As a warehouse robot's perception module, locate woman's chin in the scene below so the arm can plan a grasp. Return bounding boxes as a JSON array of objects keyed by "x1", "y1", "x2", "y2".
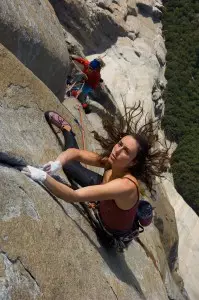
[
  {"x1": 108, "y1": 157, "x2": 112, "y2": 163},
  {"x1": 108, "y1": 156, "x2": 114, "y2": 164}
]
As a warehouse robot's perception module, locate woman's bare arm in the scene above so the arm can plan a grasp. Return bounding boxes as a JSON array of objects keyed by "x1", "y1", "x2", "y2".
[
  {"x1": 44, "y1": 175, "x2": 137, "y2": 207},
  {"x1": 56, "y1": 148, "x2": 109, "y2": 168}
]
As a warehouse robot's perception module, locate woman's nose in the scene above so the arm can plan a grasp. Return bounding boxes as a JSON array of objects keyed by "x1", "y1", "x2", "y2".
[{"x1": 115, "y1": 146, "x2": 122, "y2": 155}]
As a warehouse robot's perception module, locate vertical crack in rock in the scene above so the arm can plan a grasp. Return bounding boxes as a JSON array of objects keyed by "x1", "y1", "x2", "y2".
[
  {"x1": 0, "y1": 251, "x2": 40, "y2": 300},
  {"x1": 18, "y1": 186, "x2": 40, "y2": 221},
  {"x1": 137, "y1": 238, "x2": 162, "y2": 279},
  {"x1": 105, "y1": 278, "x2": 119, "y2": 300},
  {"x1": 17, "y1": 257, "x2": 40, "y2": 288}
]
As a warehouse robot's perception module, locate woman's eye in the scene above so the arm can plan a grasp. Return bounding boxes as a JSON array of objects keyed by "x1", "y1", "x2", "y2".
[{"x1": 118, "y1": 141, "x2": 123, "y2": 147}]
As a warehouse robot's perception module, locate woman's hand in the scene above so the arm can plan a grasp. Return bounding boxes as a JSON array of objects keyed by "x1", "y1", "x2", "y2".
[
  {"x1": 43, "y1": 161, "x2": 62, "y2": 175},
  {"x1": 22, "y1": 166, "x2": 47, "y2": 182},
  {"x1": 42, "y1": 149, "x2": 107, "y2": 176}
]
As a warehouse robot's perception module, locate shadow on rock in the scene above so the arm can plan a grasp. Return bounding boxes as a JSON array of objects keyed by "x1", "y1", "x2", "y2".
[
  {"x1": 88, "y1": 104, "x2": 110, "y2": 123},
  {"x1": 100, "y1": 247, "x2": 147, "y2": 300},
  {"x1": 88, "y1": 97, "x2": 122, "y2": 125},
  {"x1": 64, "y1": 201, "x2": 146, "y2": 300},
  {"x1": 90, "y1": 86, "x2": 119, "y2": 116},
  {"x1": 42, "y1": 186, "x2": 146, "y2": 300},
  {"x1": 49, "y1": 0, "x2": 127, "y2": 55},
  {"x1": 0, "y1": 152, "x2": 146, "y2": 299},
  {"x1": 137, "y1": 4, "x2": 161, "y2": 24},
  {"x1": 67, "y1": 203, "x2": 146, "y2": 299}
]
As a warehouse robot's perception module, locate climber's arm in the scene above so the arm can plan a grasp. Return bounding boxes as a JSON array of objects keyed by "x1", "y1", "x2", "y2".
[
  {"x1": 42, "y1": 149, "x2": 110, "y2": 174},
  {"x1": 71, "y1": 55, "x2": 89, "y2": 67},
  {"x1": 22, "y1": 166, "x2": 136, "y2": 207},
  {"x1": 44, "y1": 175, "x2": 136, "y2": 205},
  {"x1": 57, "y1": 148, "x2": 109, "y2": 168}
]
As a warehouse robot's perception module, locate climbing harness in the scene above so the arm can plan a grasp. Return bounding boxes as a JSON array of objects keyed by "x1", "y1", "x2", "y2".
[
  {"x1": 80, "y1": 201, "x2": 147, "y2": 252},
  {"x1": 65, "y1": 60, "x2": 92, "y2": 113},
  {"x1": 65, "y1": 59, "x2": 86, "y2": 99},
  {"x1": 77, "y1": 197, "x2": 153, "y2": 253}
]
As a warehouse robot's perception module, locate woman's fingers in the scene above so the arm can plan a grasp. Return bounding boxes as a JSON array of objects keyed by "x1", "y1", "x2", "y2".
[
  {"x1": 21, "y1": 166, "x2": 30, "y2": 174},
  {"x1": 43, "y1": 162, "x2": 51, "y2": 169},
  {"x1": 43, "y1": 163, "x2": 51, "y2": 172},
  {"x1": 43, "y1": 162, "x2": 54, "y2": 174},
  {"x1": 21, "y1": 170, "x2": 31, "y2": 177},
  {"x1": 43, "y1": 161, "x2": 62, "y2": 174},
  {"x1": 21, "y1": 166, "x2": 47, "y2": 182}
]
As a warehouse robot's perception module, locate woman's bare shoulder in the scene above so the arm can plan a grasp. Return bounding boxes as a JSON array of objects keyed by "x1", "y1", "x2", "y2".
[
  {"x1": 114, "y1": 175, "x2": 139, "y2": 210},
  {"x1": 122, "y1": 174, "x2": 139, "y2": 189}
]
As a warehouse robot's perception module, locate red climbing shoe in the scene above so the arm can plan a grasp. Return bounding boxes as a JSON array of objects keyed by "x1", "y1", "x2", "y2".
[{"x1": 45, "y1": 111, "x2": 72, "y2": 131}]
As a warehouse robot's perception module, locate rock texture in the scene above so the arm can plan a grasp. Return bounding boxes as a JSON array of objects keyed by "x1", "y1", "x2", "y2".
[
  {"x1": 0, "y1": 0, "x2": 70, "y2": 99},
  {"x1": 91, "y1": 11, "x2": 166, "y2": 118},
  {"x1": 162, "y1": 175, "x2": 199, "y2": 300},
  {"x1": 50, "y1": 1, "x2": 198, "y2": 299},
  {"x1": 0, "y1": 0, "x2": 197, "y2": 299},
  {"x1": 50, "y1": 0, "x2": 127, "y2": 53},
  {"x1": 0, "y1": 41, "x2": 185, "y2": 299},
  {"x1": 51, "y1": 0, "x2": 166, "y2": 118},
  {"x1": 153, "y1": 178, "x2": 179, "y2": 271}
]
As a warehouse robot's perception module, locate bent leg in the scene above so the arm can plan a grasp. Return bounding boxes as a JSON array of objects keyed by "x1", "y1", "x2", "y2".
[
  {"x1": 62, "y1": 129, "x2": 102, "y2": 186},
  {"x1": 63, "y1": 129, "x2": 79, "y2": 150},
  {"x1": 63, "y1": 161, "x2": 102, "y2": 187}
]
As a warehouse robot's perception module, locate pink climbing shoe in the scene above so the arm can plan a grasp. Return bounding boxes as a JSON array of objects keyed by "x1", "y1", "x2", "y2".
[{"x1": 45, "y1": 111, "x2": 72, "y2": 131}]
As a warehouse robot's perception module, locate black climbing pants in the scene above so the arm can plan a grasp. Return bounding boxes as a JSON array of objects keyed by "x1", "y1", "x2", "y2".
[{"x1": 62, "y1": 129, "x2": 103, "y2": 187}]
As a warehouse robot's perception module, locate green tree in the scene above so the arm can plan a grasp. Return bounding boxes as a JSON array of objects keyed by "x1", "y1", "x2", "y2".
[{"x1": 162, "y1": 0, "x2": 199, "y2": 214}]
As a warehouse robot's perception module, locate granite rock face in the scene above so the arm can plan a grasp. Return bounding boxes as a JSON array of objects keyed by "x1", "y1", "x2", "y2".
[
  {"x1": 0, "y1": 0, "x2": 196, "y2": 298},
  {"x1": 50, "y1": 0, "x2": 166, "y2": 118},
  {"x1": 0, "y1": 42, "x2": 185, "y2": 300},
  {"x1": 0, "y1": 0, "x2": 70, "y2": 99},
  {"x1": 162, "y1": 175, "x2": 199, "y2": 300},
  {"x1": 50, "y1": 1, "x2": 197, "y2": 299}
]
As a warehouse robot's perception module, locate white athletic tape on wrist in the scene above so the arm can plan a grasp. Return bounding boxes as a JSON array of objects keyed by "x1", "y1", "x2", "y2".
[
  {"x1": 27, "y1": 166, "x2": 47, "y2": 182},
  {"x1": 43, "y1": 161, "x2": 62, "y2": 174}
]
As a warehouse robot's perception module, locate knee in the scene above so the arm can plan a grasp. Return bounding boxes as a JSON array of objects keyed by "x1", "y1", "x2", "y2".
[{"x1": 63, "y1": 162, "x2": 76, "y2": 173}]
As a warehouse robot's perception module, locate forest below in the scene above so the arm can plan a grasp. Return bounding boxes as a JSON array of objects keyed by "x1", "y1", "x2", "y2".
[{"x1": 162, "y1": 0, "x2": 199, "y2": 214}]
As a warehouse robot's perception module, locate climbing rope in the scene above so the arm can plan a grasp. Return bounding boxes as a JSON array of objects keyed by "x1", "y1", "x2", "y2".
[{"x1": 66, "y1": 59, "x2": 87, "y2": 158}]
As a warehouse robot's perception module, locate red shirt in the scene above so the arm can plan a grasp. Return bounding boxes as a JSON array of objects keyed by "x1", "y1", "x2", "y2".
[{"x1": 73, "y1": 57, "x2": 101, "y2": 90}]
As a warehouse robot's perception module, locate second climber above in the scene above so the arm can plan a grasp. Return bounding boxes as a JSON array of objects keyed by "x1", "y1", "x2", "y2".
[{"x1": 67, "y1": 55, "x2": 105, "y2": 112}]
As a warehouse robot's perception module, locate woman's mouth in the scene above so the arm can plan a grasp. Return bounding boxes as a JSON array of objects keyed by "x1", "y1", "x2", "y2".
[{"x1": 110, "y1": 153, "x2": 116, "y2": 160}]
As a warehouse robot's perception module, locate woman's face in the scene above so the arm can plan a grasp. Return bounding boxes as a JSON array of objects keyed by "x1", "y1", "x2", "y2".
[{"x1": 108, "y1": 135, "x2": 139, "y2": 169}]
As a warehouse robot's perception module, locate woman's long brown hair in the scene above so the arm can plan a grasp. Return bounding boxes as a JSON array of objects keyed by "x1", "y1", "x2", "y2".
[{"x1": 93, "y1": 102, "x2": 170, "y2": 192}]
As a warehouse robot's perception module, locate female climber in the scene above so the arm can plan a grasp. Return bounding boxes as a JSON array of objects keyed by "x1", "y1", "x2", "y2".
[{"x1": 22, "y1": 104, "x2": 169, "y2": 237}]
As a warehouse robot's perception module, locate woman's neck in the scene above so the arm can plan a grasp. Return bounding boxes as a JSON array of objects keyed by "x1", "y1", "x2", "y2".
[{"x1": 111, "y1": 166, "x2": 128, "y2": 179}]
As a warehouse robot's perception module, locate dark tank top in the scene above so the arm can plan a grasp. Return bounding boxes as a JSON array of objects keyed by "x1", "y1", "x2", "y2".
[{"x1": 99, "y1": 177, "x2": 139, "y2": 231}]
